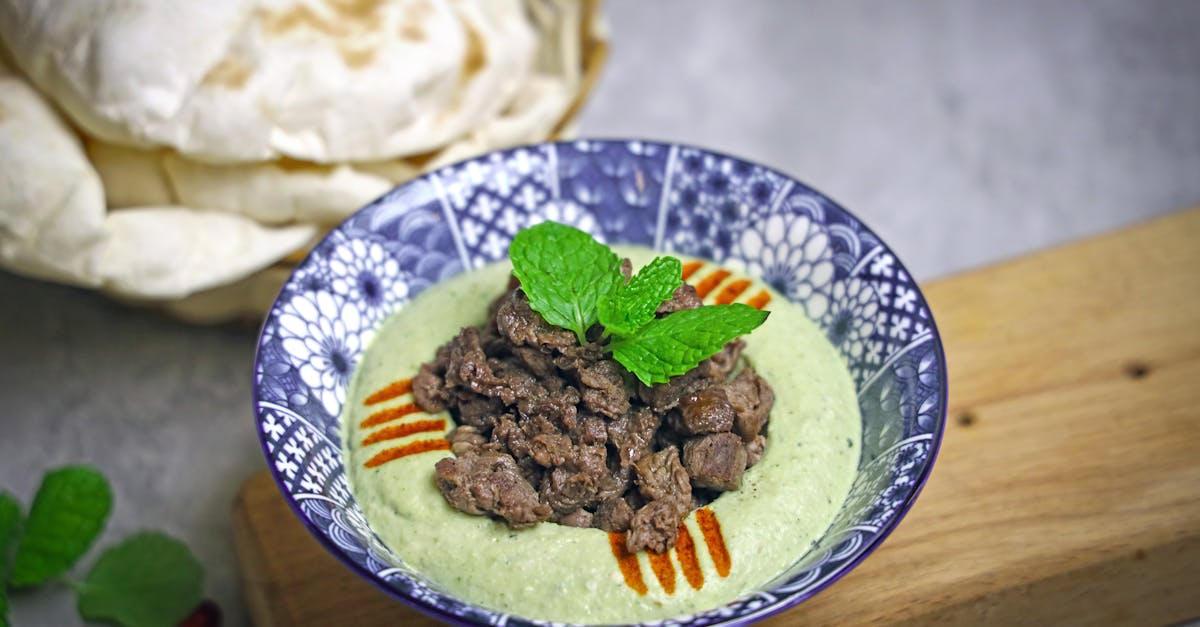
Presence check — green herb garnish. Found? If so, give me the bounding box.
[1,466,203,627]
[510,221,769,385]
[9,466,111,587]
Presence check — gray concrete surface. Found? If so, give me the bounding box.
[2,2,1198,625]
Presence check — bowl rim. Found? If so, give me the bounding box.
[252,137,949,627]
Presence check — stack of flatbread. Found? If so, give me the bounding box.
[0,0,605,321]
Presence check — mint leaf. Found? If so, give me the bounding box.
[510,221,622,343]
[77,532,203,627]
[598,256,682,336]
[10,466,111,587]
[611,304,770,385]
[0,492,21,626]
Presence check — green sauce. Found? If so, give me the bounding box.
[343,247,861,623]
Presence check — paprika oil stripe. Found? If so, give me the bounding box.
[363,439,450,469]
[363,378,413,405]
[693,269,731,299]
[361,419,446,447]
[714,279,751,305]
[647,550,677,594]
[359,403,421,429]
[609,533,648,595]
[674,524,704,590]
[746,289,772,310]
[696,508,731,577]
[681,260,705,281]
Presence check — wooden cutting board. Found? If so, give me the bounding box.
[233,208,1200,626]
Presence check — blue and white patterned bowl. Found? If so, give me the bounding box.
[253,140,947,625]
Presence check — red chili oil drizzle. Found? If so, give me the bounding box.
[608,533,648,595]
[696,507,731,577]
[714,279,752,305]
[361,419,446,447]
[745,289,772,310]
[674,524,705,590]
[693,270,731,299]
[363,439,450,469]
[363,378,413,405]
[680,260,705,281]
[359,403,421,429]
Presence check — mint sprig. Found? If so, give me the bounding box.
[598,255,682,337]
[10,466,111,587]
[610,304,770,384]
[509,221,770,385]
[1,466,204,627]
[510,221,622,344]
[77,532,203,627]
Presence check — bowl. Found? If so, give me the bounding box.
[253,139,948,625]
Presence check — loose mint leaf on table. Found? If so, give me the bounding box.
[510,221,622,344]
[598,255,683,337]
[10,466,111,587]
[0,492,21,626]
[611,304,770,385]
[77,532,203,627]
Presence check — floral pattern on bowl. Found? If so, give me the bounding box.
[253,140,947,626]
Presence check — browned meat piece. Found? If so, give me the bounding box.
[412,369,448,412]
[516,384,579,426]
[495,289,577,350]
[745,434,766,467]
[539,467,598,514]
[638,366,717,414]
[434,451,551,527]
[556,508,594,528]
[708,339,745,377]
[446,426,486,456]
[674,387,736,435]
[683,433,748,491]
[634,447,691,508]
[552,342,605,372]
[452,389,505,429]
[626,500,682,553]
[619,258,633,280]
[511,345,557,379]
[529,433,573,467]
[594,496,634,532]
[656,283,703,315]
[492,415,529,457]
[608,407,661,468]
[575,359,630,420]
[568,413,608,445]
[726,366,775,441]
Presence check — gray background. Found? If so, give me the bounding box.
[2,2,1198,625]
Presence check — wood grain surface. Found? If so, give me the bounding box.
[233,208,1200,626]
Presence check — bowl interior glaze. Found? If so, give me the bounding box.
[253,140,947,626]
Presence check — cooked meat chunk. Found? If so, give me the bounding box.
[627,500,682,554]
[495,289,577,350]
[609,407,660,468]
[414,271,775,549]
[656,283,703,315]
[575,359,630,420]
[675,387,736,435]
[726,366,775,441]
[594,496,635,533]
[683,433,748,491]
[556,508,594,528]
[434,452,551,527]
[446,425,486,456]
[634,447,691,507]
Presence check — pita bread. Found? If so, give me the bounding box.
[0,63,316,299]
[0,0,538,163]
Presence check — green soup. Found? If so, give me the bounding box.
[343,247,861,623]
